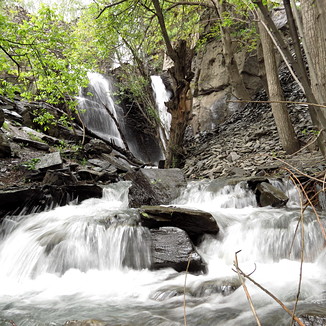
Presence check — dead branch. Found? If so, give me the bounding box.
[287,175,304,326]
[281,166,326,240]
[233,256,305,326]
[183,256,191,326]
[233,251,262,326]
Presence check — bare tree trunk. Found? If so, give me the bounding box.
[301,0,326,153]
[213,0,250,100]
[254,0,326,157]
[258,15,300,154]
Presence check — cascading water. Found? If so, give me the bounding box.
[0,179,325,326]
[78,72,126,149]
[151,75,171,150]
[78,73,165,164]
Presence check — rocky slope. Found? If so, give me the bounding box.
[184,66,326,180]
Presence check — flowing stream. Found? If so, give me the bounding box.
[0,179,325,325]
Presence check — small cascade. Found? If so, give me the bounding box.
[0,182,151,281]
[151,75,171,149]
[0,179,325,325]
[78,72,126,148]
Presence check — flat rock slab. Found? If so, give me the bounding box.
[150,227,207,274]
[140,205,219,243]
[13,136,49,151]
[35,151,62,170]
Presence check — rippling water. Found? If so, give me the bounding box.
[0,179,325,326]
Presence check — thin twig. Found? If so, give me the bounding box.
[281,167,326,241]
[233,251,262,326]
[183,256,191,326]
[234,261,305,326]
[288,175,304,326]
[273,157,325,184]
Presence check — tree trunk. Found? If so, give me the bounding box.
[214,0,250,100]
[254,0,326,157]
[151,0,194,168]
[258,15,300,154]
[301,0,326,153]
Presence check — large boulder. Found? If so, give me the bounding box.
[255,182,289,207]
[150,227,207,274]
[125,168,187,207]
[140,205,219,244]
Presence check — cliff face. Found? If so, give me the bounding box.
[190,38,262,134]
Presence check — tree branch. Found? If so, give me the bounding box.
[96,0,128,19]
[0,44,21,74]
[151,0,177,61]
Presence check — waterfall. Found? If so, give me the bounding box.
[151,75,171,149]
[0,179,325,325]
[77,72,126,149]
[78,72,165,164]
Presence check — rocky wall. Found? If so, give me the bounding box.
[190,39,262,134]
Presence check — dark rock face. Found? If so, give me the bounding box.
[150,227,207,274]
[42,169,78,186]
[0,185,103,219]
[255,181,289,207]
[0,133,11,158]
[140,205,219,244]
[84,139,112,155]
[125,168,187,208]
[0,108,4,128]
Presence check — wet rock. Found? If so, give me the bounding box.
[84,139,112,155]
[42,169,77,186]
[0,132,11,158]
[3,108,23,124]
[0,108,4,127]
[150,286,185,301]
[255,182,289,207]
[150,227,207,274]
[0,184,103,219]
[298,315,326,326]
[126,168,187,208]
[35,152,63,170]
[13,136,50,151]
[88,158,112,170]
[140,205,219,243]
[64,320,106,326]
[76,169,118,183]
[191,278,241,297]
[101,153,132,173]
